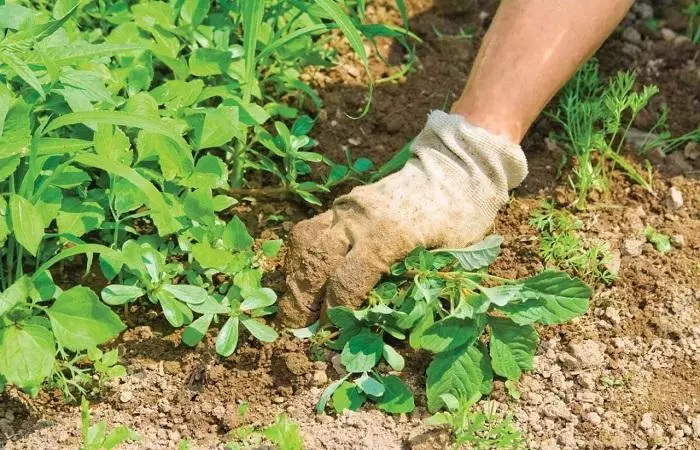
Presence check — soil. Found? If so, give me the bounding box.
[3,1,700,449]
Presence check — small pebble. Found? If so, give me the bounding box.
[622,27,643,45]
[668,186,683,209]
[119,391,133,403]
[670,234,685,249]
[660,27,676,41]
[640,412,654,430]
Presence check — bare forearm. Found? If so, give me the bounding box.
[451,0,634,143]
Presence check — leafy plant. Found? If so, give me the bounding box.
[530,200,616,284]
[644,225,671,253]
[0,0,414,396]
[426,394,526,450]
[309,235,591,415]
[80,397,140,450]
[549,59,659,208]
[263,415,305,450]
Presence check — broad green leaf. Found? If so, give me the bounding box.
[35,186,63,228]
[74,153,180,235]
[0,155,20,183]
[51,166,91,189]
[420,317,481,353]
[216,316,239,357]
[156,292,191,328]
[332,381,366,412]
[47,286,126,351]
[9,194,44,256]
[183,314,213,348]
[409,309,434,350]
[0,276,30,316]
[0,323,55,392]
[150,79,203,110]
[489,317,539,374]
[375,375,415,414]
[327,306,361,329]
[241,317,278,342]
[0,5,32,29]
[191,242,235,271]
[112,178,147,216]
[261,239,282,257]
[101,285,144,306]
[240,287,277,311]
[184,188,215,226]
[189,48,231,77]
[382,344,405,371]
[233,269,262,296]
[44,111,189,152]
[56,198,105,237]
[189,296,230,315]
[180,0,210,25]
[340,329,383,373]
[94,124,132,165]
[39,43,143,66]
[0,50,44,99]
[498,271,591,325]
[223,216,254,251]
[182,155,228,189]
[162,284,208,305]
[316,375,349,414]
[426,345,490,412]
[435,235,503,270]
[136,131,193,180]
[0,99,30,158]
[355,373,385,397]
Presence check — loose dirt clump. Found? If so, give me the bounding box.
[3,0,699,449]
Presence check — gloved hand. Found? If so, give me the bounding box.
[278,110,528,328]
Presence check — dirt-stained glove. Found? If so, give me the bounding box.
[278,110,528,328]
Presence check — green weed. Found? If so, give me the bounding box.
[687,2,700,44]
[549,59,659,208]
[644,225,671,253]
[303,235,591,418]
[80,397,140,450]
[0,0,414,397]
[530,201,616,285]
[426,395,526,450]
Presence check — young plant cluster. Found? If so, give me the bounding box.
[0,0,412,397]
[310,235,591,420]
[530,200,616,285]
[549,59,658,208]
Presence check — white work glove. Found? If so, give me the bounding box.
[278,110,528,327]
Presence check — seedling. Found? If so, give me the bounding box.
[80,397,140,450]
[307,235,591,415]
[530,201,616,284]
[644,226,671,253]
[549,59,660,208]
[425,394,526,450]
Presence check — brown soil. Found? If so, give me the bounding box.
[3,1,700,449]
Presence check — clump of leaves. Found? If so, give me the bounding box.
[644,225,671,253]
[530,201,616,285]
[225,405,304,450]
[549,59,659,208]
[426,394,526,450]
[308,235,591,415]
[80,397,140,450]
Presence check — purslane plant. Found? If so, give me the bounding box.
[308,235,591,415]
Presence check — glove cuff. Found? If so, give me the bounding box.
[413,110,528,190]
